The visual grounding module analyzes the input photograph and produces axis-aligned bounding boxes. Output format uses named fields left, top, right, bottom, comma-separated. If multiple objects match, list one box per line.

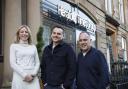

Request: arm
left=97, top=51, right=110, bottom=89
left=40, top=47, right=47, bottom=84
left=63, top=46, right=76, bottom=89
left=10, top=44, right=27, bottom=78
left=32, top=45, right=40, bottom=76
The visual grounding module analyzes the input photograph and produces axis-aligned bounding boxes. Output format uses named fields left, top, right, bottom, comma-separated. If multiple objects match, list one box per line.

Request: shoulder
left=29, top=44, right=38, bottom=50
left=43, top=45, right=50, bottom=52
left=90, top=47, right=105, bottom=59
left=63, top=43, right=74, bottom=53
left=44, top=45, right=49, bottom=49
left=91, top=47, right=103, bottom=55
left=78, top=52, right=82, bottom=57
left=30, top=44, right=36, bottom=48
left=96, top=49, right=104, bottom=56
left=63, top=42, right=73, bottom=49
left=92, top=48, right=106, bottom=60
left=10, top=43, right=21, bottom=51
left=10, top=43, right=19, bottom=48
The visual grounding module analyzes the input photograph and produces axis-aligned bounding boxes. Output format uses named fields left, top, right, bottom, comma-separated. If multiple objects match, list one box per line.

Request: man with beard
left=41, top=26, right=76, bottom=89
left=76, top=32, right=109, bottom=89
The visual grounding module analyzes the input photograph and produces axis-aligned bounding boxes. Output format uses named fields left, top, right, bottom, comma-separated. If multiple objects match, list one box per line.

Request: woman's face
left=18, top=27, right=29, bottom=42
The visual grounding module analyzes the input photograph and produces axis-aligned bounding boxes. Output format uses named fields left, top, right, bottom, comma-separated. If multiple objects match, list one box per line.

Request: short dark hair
left=51, top=25, right=64, bottom=33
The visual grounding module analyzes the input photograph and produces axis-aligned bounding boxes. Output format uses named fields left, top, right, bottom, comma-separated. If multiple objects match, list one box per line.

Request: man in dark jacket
left=76, top=32, right=109, bottom=89
left=41, top=26, right=76, bottom=89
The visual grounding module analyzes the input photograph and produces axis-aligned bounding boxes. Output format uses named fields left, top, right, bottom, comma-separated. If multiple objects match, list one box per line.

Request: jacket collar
left=80, top=46, right=93, bottom=55
left=48, top=40, right=64, bottom=48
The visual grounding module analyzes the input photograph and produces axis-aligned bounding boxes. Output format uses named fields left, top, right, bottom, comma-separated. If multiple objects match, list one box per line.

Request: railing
left=110, top=61, right=128, bottom=89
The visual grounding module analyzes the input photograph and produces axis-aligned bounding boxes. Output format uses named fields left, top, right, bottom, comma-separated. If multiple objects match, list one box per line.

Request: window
left=0, top=0, right=4, bottom=62
left=0, top=28, right=2, bottom=55
left=119, top=0, right=124, bottom=23
left=21, top=0, right=27, bottom=24
left=41, top=0, right=96, bottom=53
left=0, top=0, right=4, bottom=55
left=0, top=2, right=2, bottom=55
left=121, top=37, right=127, bottom=61
left=105, top=0, right=112, bottom=15
left=42, top=25, right=51, bottom=48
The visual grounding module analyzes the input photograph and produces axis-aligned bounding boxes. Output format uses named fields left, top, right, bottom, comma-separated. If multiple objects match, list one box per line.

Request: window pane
left=119, top=0, right=124, bottom=23
left=106, top=0, right=112, bottom=15
left=0, top=1, right=2, bottom=55
left=122, top=37, right=127, bottom=61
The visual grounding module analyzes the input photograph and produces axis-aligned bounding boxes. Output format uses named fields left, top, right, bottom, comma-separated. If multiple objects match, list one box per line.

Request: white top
left=10, top=43, right=40, bottom=78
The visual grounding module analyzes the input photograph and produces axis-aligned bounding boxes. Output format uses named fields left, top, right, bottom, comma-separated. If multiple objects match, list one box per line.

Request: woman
left=10, top=25, right=40, bottom=89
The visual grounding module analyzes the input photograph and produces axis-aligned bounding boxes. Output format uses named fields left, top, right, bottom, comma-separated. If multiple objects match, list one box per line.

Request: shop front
left=41, top=0, right=96, bottom=52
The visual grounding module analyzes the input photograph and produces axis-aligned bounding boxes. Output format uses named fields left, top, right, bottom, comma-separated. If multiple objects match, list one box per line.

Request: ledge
left=105, top=14, right=120, bottom=27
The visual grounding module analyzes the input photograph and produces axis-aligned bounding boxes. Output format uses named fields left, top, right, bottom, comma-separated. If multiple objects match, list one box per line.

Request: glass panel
left=42, top=0, right=96, bottom=34
left=76, top=30, right=82, bottom=54
left=0, top=31, right=2, bottom=55
left=21, top=0, right=27, bottom=25
left=119, top=0, right=124, bottom=23
left=122, top=37, right=127, bottom=61
left=105, top=0, right=112, bottom=15
left=105, top=0, right=108, bottom=11
left=0, top=0, right=2, bottom=55
left=43, top=25, right=51, bottom=48
left=108, top=0, right=112, bottom=15
left=63, top=28, right=76, bottom=51
left=106, top=36, right=114, bottom=62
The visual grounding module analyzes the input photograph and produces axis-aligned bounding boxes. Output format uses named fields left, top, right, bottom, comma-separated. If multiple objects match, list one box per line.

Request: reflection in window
left=105, top=0, right=112, bottom=15
left=121, top=37, right=127, bottom=61
left=119, top=0, right=124, bottom=23
left=43, top=26, right=51, bottom=48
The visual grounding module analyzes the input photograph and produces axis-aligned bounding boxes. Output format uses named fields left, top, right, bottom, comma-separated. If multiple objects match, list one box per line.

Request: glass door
left=106, top=36, right=113, bottom=73
left=63, top=28, right=76, bottom=51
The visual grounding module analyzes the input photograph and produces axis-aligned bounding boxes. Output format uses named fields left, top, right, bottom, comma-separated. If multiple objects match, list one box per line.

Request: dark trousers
left=44, top=85, right=63, bottom=89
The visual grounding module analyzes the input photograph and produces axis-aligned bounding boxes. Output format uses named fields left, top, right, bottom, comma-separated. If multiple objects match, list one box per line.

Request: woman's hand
left=24, top=75, right=34, bottom=82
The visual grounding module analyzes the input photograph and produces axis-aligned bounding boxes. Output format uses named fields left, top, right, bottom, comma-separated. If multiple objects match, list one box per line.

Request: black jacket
left=41, top=41, right=76, bottom=89
left=77, top=47, right=110, bottom=89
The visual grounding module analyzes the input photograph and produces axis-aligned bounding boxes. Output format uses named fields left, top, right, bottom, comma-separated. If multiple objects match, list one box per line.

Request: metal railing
left=110, top=61, right=128, bottom=89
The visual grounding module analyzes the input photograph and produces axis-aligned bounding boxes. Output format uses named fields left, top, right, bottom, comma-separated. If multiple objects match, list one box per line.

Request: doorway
left=106, top=28, right=117, bottom=73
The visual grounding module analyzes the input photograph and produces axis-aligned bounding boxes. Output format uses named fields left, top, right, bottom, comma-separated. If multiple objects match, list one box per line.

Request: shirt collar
left=49, top=40, right=64, bottom=48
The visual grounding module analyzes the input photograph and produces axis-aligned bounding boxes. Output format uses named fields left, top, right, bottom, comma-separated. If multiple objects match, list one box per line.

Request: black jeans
left=44, top=85, right=63, bottom=89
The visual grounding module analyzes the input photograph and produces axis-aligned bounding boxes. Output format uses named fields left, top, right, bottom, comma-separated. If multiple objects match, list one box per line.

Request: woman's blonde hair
left=15, top=25, right=32, bottom=44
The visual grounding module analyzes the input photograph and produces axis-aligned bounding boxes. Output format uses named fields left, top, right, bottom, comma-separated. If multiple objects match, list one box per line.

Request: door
left=63, top=27, right=76, bottom=51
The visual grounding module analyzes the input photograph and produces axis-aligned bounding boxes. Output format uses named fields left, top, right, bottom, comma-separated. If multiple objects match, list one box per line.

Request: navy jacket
left=41, top=41, right=76, bottom=89
left=76, top=47, right=109, bottom=89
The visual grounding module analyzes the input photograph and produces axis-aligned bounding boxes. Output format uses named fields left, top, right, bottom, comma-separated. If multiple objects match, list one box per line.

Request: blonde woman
left=10, top=25, right=40, bottom=89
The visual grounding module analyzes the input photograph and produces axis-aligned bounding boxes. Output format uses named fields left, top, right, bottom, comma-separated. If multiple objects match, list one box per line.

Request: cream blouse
left=10, top=43, right=40, bottom=78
